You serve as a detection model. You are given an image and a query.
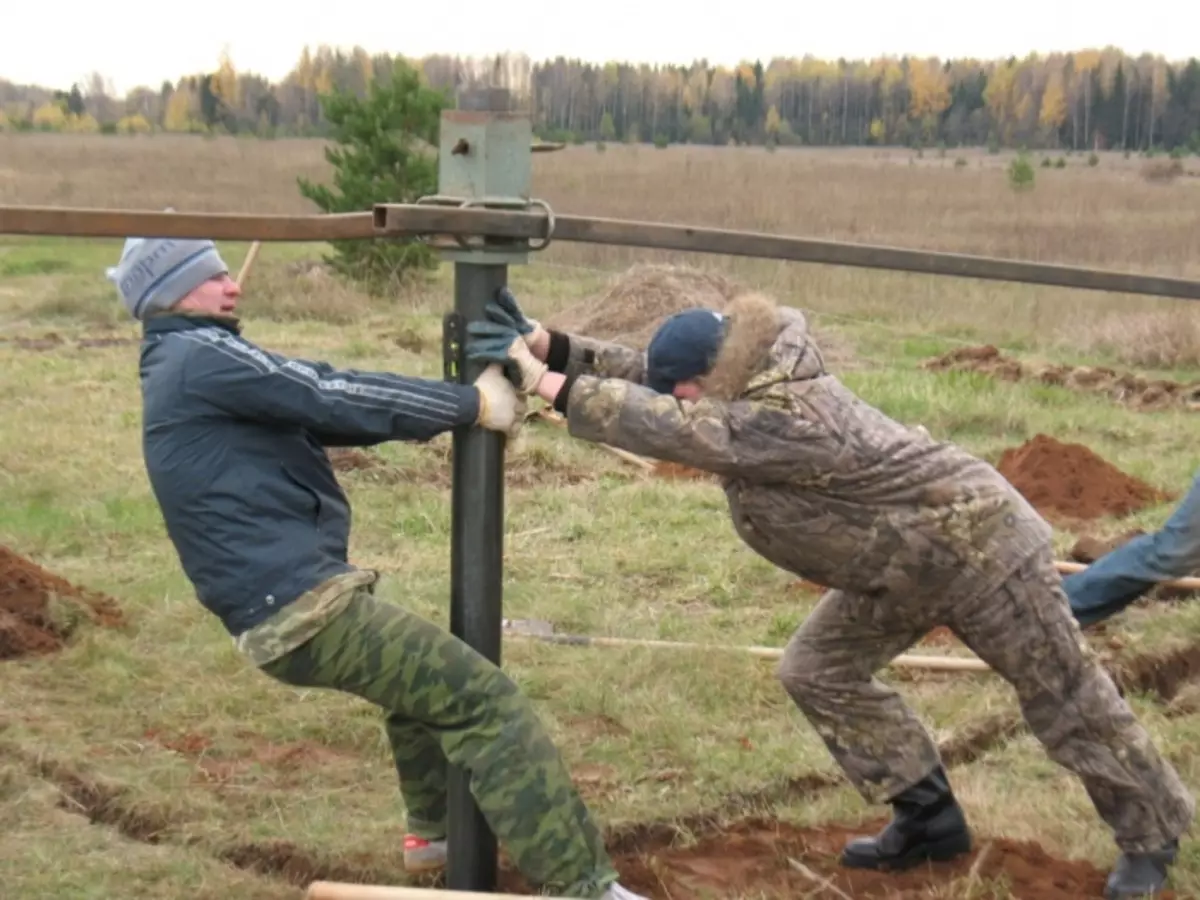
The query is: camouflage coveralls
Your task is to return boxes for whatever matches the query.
[236,569,615,897]
[546,291,1195,853]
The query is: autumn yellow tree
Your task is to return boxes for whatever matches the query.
[984,61,1017,143]
[32,103,66,130]
[163,85,198,132]
[63,112,100,133]
[117,114,154,134]
[1039,70,1067,145]
[212,48,241,115]
[765,104,782,143]
[908,58,951,144]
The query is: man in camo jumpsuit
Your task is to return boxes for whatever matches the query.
[106,234,645,900]
[466,286,1195,899]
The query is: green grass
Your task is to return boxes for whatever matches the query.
[3,235,1200,898]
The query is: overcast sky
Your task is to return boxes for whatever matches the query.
[5,1,1197,96]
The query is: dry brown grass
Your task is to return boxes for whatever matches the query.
[2,132,1199,367]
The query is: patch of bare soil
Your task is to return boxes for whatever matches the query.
[996,434,1174,522]
[498,815,1127,899]
[922,343,1200,412]
[544,262,860,370]
[0,545,124,659]
[1068,529,1148,564]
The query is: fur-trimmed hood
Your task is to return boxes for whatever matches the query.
[702,293,826,402]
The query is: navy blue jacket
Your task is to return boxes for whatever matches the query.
[138,315,480,636]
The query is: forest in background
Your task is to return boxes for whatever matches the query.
[2,45,1199,153]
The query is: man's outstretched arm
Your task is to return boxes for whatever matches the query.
[178,327,503,443]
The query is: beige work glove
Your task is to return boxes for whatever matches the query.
[506,336,550,394]
[474,364,526,439]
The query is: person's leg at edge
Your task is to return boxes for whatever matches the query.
[260,585,621,899]
[384,713,450,871]
[776,588,972,870]
[949,547,1195,898]
[1065,472,1200,627]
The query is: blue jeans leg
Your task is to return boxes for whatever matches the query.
[1063,472,1200,627]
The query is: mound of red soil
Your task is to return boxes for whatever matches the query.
[0,545,124,659]
[498,817,1132,899]
[997,434,1173,521]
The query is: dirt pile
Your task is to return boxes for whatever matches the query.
[996,434,1173,521]
[922,344,1200,412]
[544,263,857,369]
[0,545,124,659]
[546,263,743,348]
[498,817,1126,899]
[1068,529,1147,564]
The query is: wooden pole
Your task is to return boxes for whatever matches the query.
[305,883,564,900]
[535,409,655,472]
[502,627,993,673]
[235,240,262,287]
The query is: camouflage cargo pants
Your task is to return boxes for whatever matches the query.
[777,546,1195,853]
[260,586,617,897]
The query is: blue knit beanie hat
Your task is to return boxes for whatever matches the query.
[646,308,726,394]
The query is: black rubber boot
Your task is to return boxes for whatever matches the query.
[1104,840,1178,899]
[840,765,972,870]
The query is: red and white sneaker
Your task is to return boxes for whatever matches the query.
[403,834,447,873]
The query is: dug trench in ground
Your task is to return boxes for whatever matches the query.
[921,343,1200,413]
[14,726,1184,900]
[8,639,1200,899]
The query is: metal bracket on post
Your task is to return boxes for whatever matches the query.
[435,86,534,895]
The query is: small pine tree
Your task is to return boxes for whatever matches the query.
[598,110,616,142]
[298,59,447,294]
[1008,152,1035,191]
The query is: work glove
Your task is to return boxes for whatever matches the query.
[466,320,549,394]
[490,288,551,360]
[473,364,526,438]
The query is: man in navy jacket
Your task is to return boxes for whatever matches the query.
[107,234,643,900]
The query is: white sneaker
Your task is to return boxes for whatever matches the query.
[599,883,648,900]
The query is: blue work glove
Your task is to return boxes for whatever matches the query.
[466,320,548,393]
[466,320,520,365]
[490,288,551,356]
[493,287,535,335]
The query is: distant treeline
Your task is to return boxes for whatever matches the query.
[2,45,1199,154]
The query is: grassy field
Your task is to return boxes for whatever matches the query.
[2,132,1200,899]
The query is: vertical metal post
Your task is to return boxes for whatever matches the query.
[438,86,533,894]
